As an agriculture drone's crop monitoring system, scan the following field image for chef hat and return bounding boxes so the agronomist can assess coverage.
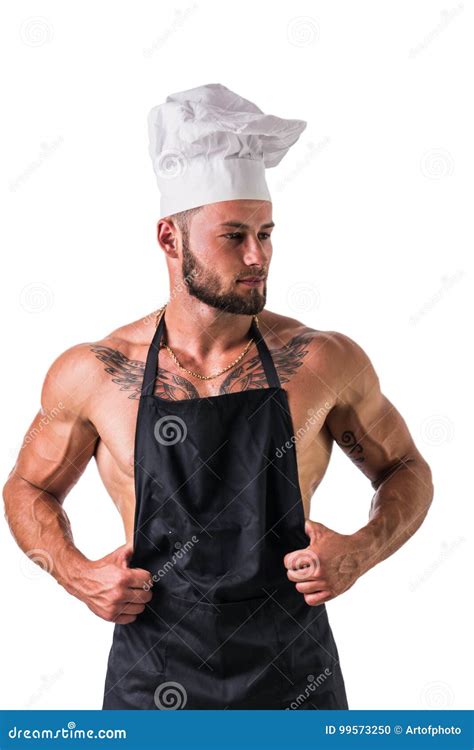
[147,83,307,220]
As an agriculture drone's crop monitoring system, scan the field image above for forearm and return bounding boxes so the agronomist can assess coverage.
[352,458,434,574]
[3,475,89,591]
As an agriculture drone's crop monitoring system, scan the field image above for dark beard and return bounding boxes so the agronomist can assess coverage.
[181,240,266,315]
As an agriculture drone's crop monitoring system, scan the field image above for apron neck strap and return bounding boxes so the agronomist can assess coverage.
[141,311,281,397]
[250,317,281,389]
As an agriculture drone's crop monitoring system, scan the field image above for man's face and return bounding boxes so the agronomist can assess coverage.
[180,199,273,316]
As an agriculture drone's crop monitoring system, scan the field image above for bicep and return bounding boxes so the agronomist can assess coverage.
[14,409,98,503]
[11,346,100,503]
[325,336,421,488]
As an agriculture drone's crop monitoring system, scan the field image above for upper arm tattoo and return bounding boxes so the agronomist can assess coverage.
[335,430,365,464]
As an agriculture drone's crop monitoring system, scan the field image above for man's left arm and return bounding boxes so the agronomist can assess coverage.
[284,332,434,604]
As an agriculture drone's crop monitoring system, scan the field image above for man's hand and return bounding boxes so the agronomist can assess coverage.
[64,543,154,624]
[284,519,365,606]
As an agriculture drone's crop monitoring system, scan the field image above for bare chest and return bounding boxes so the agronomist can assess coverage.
[89,333,336,525]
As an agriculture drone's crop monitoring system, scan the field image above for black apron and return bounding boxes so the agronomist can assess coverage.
[102,311,348,710]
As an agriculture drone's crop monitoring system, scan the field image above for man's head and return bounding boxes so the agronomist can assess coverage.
[157,199,273,316]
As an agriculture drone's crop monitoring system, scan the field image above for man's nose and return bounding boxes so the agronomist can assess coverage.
[242,235,270,265]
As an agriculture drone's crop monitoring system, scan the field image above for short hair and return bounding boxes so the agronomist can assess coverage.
[170,205,203,243]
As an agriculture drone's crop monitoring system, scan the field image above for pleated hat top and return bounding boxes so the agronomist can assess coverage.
[147,82,307,219]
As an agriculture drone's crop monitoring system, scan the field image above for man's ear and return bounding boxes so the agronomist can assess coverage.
[157,218,179,258]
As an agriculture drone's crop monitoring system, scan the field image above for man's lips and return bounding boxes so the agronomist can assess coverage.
[237,277,266,286]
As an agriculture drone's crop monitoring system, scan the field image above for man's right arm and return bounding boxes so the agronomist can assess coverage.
[2,344,153,624]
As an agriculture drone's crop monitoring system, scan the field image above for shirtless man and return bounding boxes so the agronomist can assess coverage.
[3,198,433,709]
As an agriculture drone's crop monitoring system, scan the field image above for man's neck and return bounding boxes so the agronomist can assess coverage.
[161,300,258,360]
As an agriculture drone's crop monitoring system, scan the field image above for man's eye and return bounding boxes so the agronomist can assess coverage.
[224,232,271,240]
[223,232,271,241]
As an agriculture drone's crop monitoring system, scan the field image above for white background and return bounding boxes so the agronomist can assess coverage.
[0,0,471,710]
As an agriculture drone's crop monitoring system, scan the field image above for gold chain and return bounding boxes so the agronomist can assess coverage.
[154,303,259,381]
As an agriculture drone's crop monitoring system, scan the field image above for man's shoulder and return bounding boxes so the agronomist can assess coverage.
[261,310,377,389]
[101,311,158,347]
[40,313,155,417]
[261,309,362,358]
[41,340,107,419]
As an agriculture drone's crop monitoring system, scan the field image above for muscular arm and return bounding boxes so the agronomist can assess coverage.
[325,333,434,574]
[285,332,434,604]
[2,344,153,623]
[3,344,100,587]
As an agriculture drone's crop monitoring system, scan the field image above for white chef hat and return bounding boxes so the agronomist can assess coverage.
[148,82,307,220]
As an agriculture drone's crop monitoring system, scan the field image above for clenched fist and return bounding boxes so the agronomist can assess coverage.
[284,519,365,605]
[63,543,154,624]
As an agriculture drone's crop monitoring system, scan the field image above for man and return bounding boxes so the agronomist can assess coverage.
[3,84,433,710]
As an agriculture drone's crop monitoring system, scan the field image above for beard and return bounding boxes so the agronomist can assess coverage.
[181,239,267,315]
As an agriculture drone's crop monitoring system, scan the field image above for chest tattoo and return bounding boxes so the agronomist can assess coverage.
[90,331,313,401]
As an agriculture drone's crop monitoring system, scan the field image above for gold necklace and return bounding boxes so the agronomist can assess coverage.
[154,303,259,381]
